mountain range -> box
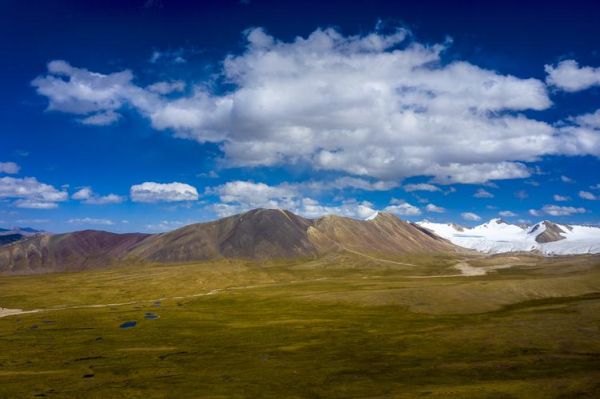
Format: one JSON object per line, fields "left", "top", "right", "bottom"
{"left": 418, "top": 218, "right": 600, "bottom": 255}
{"left": 2, "top": 211, "right": 600, "bottom": 275}
{"left": 0, "top": 209, "right": 454, "bottom": 274}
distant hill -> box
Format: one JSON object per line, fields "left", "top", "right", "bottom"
{"left": 0, "top": 234, "right": 24, "bottom": 246}
{"left": 0, "top": 227, "right": 45, "bottom": 248}
{"left": 0, "top": 209, "right": 457, "bottom": 274}
{"left": 0, "top": 227, "right": 43, "bottom": 236}
{"left": 0, "top": 231, "right": 150, "bottom": 274}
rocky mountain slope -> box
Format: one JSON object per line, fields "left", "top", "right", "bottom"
{"left": 0, "top": 209, "right": 456, "bottom": 273}
{"left": 308, "top": 212, "right": 452, "bottom": 254}
{"left": 0, "top": 231, "right": 150, "bottom": 273}
{"left": 127, "top": 209, "right": 318, "bottom": 262}
{"left": 418, "top": 218, "right": 600, "bottom": 255}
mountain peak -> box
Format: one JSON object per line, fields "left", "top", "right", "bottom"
{"left": 477, "top": 218, "right": 514, "bottom": 229}
{"left": 533, "top": 220, "right": 570, "bottom": 243}
{"left": 485, "top": 218, "right": 511, "bottom": 225}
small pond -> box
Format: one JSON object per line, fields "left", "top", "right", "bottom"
{"left": 119, "top": 321, "right": 137, "bottom": 329}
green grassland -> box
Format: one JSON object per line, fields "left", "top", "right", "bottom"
{"left": 1, "top": 253, "right": 600, "bottom": 398}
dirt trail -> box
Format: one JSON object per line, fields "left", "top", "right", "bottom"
{"left": 342, "top": 248, "right": 418, "bottom": 267}
{"left": 0, "top": 288, "right": 223, "bottom": 319}
{"left": 0, "top": 307, "right": 40, "bottom": 318}
{"left": 0, "top": 280, "right": 321, "bottom": 320}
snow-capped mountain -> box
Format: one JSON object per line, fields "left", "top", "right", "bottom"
{"left": 417, "top": 218, "right": 600, "bottom": 255}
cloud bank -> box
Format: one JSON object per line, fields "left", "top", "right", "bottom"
{"left": 32, "top": 27, "right": 600, "bottom": 186}
{"left": 0, "top": 176, "right": 68, "bottom": 209}
{"left": 209, "top": 180, "right": 380, "bottom": 219}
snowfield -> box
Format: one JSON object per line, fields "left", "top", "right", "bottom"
{"left": 418, "top": 218, "right": 600, "bottom": 255}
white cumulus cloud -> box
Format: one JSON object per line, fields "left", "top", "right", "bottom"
{"left": 298, "top": 198, "right": 378, "bottom": 220}
{"left": 213, "top": 181, "right": 297, "bottom": 210}
{"left": 68, "top": 217, "right": 114, "bottom": 226}
{"left": 72, "top": 187, "right": 125, "bottom": 204}
{"left": 403, "top": 183, "right": 440, "bottom": 192}
{"left": 80, "top": 110, "right": 121, "bottom": 126}
{"left": 130, "top": 182, "right": 199, "bottom": 203}
{"left": 541, "top": 205, "right": 586, "bottom": 216}
{"left": 473, "top": 188, "right": 494, "bottom": 198}
{"left": 37, "top": 26, "right": 600, "bottom": 185}
{"left": 383, "top": 199, "right": 421, "bottom": 216}
{"left": 561, "top": 175, "right": 575, "bottom": 183}
{"left": 425, "top": 203, "right": 445, "bottom": 213}
{"left": 146, "top": 80, "right": 185, "bottom": 94}
{"left": 0, "top": 162, "right": 20, "bottom": 174}
{"left": 144, "top": 220, "right": 186, "bottom": 232}
{"left": 529, "top": 209, "right": 541, "bottom": 217}
{"left": 461, "top": 212, "right": 481, "bottom": 221}
{"left": 579, "top": 190, "right": 597, "bottom": 200}
{"left": 0, "top": 176, "right": 68, "bottom": 209}
{"left": 209, "top": 180, "right": 379, "bottom": 219}
{"left": 545, "top": 60, "right": 600, "bottom": 92}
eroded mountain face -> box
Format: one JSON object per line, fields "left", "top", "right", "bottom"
{"left": 0, "top": 231, "right": 150, "bottom": 274}
{"left": 532, "top": 221, "right": 571, "bottom": 243}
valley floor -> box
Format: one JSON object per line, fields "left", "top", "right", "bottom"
{"left": 0, "top": 252, "right": 599, "bottom": 398}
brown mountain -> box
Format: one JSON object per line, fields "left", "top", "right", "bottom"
{"left": 308, "top": 212, "right": 453, "bottom": 254}
{"left": 532, "top": 221, "right": 572, "bottom": 243}
{"left": 0, "top": 209, "right": 457, "bottom": 274}
{"left": 0, "top": 230, "right": 150, "bottom": 274}
{"left": 127, "top": 208, "right": 318, "bottom": 262}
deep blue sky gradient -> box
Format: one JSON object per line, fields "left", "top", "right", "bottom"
{"left": 1, "top": 0, "right": 599, "bottom": 232}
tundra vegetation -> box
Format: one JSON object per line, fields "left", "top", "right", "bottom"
{"left": 1, "top": 252, "right": 599, "bottom": 398}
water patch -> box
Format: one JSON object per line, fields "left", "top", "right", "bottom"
{"left": 144, "top": 312, "right": 159, "bottom": 320}
{"left": 119, "top": 321, "right": 137, "bottom": 329}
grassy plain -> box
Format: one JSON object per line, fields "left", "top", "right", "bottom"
{"left": 0, "top": 253, "right": 599, "bottom": 398}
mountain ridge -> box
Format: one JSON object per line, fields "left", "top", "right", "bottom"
{"left": 0, "top": 209, "right": 457, "bottom": 274}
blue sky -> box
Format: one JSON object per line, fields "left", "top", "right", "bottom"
{"left": 1, "top": 0, "right": 600, "bottom": 233}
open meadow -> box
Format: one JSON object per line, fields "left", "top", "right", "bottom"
{"left": 1, "top": 253, "right": 600, "bottom": 398}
